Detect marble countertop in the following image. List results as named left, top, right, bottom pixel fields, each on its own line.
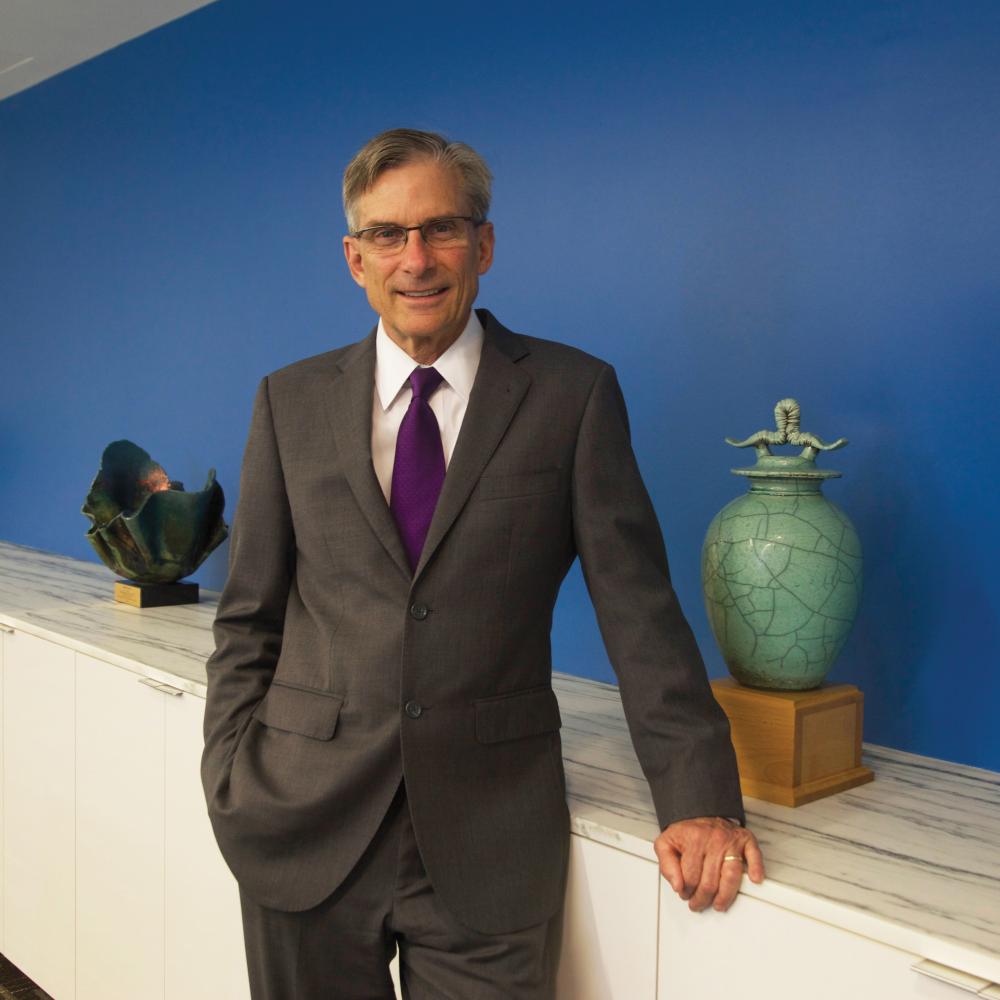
left=0, top=541, right=218, bottom=696
left=558, top=672, right=1000, bottom=985
left=2, top=541, right=999, bottom=984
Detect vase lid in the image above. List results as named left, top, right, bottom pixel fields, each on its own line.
left=731, top=454, right=842, bottom=480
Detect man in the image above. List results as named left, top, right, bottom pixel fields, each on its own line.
left=202, top=128, right=764, bottom=999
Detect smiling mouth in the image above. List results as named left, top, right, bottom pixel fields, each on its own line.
left=399, top=288, right=447, bottom=299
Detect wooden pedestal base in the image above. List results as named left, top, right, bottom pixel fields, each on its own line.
left=113, top=581, right=199, bottom=608
left=710, top=678, right=874, bottom=807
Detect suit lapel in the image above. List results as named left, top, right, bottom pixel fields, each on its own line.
left=413, top=312, right=532, bottom=582
left=323, top=331, right=412, bottom=582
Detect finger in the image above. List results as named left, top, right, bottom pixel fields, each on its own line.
left=744, top=837, right=766, bottom=884
left=656, top=841, right=685, bottom=895
left=686, top=851, right=723, bottom=912
left=679, top=842, right=707, bottom=901
left=712, top=856, right=745, bottom=911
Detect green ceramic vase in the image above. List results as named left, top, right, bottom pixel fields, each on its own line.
left=701, top=400, right=862, bottom=690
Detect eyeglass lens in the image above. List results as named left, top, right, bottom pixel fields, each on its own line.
left=363, top=218, right=472, bottom=251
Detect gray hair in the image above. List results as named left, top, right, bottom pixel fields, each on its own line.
left=342, top=128, right=493, bottom=233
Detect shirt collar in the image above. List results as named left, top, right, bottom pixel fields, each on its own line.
left=374, top=311, right=484, bottom=411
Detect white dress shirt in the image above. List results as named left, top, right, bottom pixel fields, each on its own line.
left=371, top=311, right=484, bottom=503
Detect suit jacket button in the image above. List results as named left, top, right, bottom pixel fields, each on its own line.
left=404, top=700, right=423, bottom=719
left=410, top=603, right=429, bottom=621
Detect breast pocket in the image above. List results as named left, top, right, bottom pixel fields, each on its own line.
left=477, top=469, right=560, bottom=501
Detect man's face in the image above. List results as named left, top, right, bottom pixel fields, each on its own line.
left=343, top=158, right=495, bottom=354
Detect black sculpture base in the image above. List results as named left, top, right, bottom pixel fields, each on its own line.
left=113, top=580, right=199, bottom=608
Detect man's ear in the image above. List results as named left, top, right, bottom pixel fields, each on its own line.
left=476, top=222, right=495, bottom=276
left=343, top=236, right=367, bottom=288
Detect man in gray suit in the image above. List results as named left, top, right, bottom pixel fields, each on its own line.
left=202, top=128, right=764, bottom=999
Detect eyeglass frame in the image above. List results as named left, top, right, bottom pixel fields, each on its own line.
left=349, top=215, right=486, bottom=252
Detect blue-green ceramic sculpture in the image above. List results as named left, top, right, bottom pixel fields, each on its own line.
left=82, top=440, right=228, bottom=584
left=701, top=400, right=862, bottom=690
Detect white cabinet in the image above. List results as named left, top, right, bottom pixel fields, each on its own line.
left=0, top=632, right=249, bottom=1000
left=2, top=629, right=76, bottom=1000
left=164, top=687, right=249, bottom=1000
left=658, top=884, right=976, bottom=999
left=75, top=652, right=250, bottom=1000
left=76, top=654, right=166, bottom=1000
left=557, top=834, right=659, bottom=1000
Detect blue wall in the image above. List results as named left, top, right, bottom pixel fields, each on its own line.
left=3, top=0, right=998, bottom=769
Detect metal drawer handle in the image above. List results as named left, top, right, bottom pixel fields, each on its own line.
left=911, top=959, right=992, bottom=994
left=138, top=676, right=184, bottom=697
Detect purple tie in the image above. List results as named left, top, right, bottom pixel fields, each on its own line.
left=390, top=367, right=446, bottom=573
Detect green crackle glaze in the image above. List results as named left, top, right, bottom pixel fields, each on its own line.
left=701, top=400, right=862, bottom=690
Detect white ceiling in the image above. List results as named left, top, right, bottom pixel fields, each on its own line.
left=0, top=0, right=219, bottom=103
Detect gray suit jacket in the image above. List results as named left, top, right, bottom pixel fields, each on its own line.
left=201, top=309, right=743, bottom=935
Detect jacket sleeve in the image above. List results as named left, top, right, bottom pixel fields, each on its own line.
left=570, top=363, right=745, bottom=829
left=201, top=376, right=295, bottom=809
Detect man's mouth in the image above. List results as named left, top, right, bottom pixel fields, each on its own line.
left=398, top=288, right=447, bottom=299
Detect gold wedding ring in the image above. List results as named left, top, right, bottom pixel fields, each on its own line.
left=723, top=855, right=743, bottom=863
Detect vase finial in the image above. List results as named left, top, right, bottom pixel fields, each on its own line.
left=725, top=398, right=848, bottom=460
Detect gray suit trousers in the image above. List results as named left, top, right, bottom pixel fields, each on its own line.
left=238, top=777, right=564, bottom=1000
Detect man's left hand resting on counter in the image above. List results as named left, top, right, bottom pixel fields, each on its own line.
left=656, top=816, right=766, bottom=911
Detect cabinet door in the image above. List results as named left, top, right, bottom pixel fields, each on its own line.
left=3, top=629, right=76, bottom=1000
left=658, top=884, right=977, bottom=999
left=164, top=689, right=250, bottom=1000
left=76, top=654, right=165, bottom=1000
left=556, top=835, right=659, bottom=1000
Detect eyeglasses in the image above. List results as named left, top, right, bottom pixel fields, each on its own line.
left=351, top=216, right=484, bottom=253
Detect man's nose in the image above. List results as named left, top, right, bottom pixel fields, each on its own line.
left=398, top=228, right=435, bottom=271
